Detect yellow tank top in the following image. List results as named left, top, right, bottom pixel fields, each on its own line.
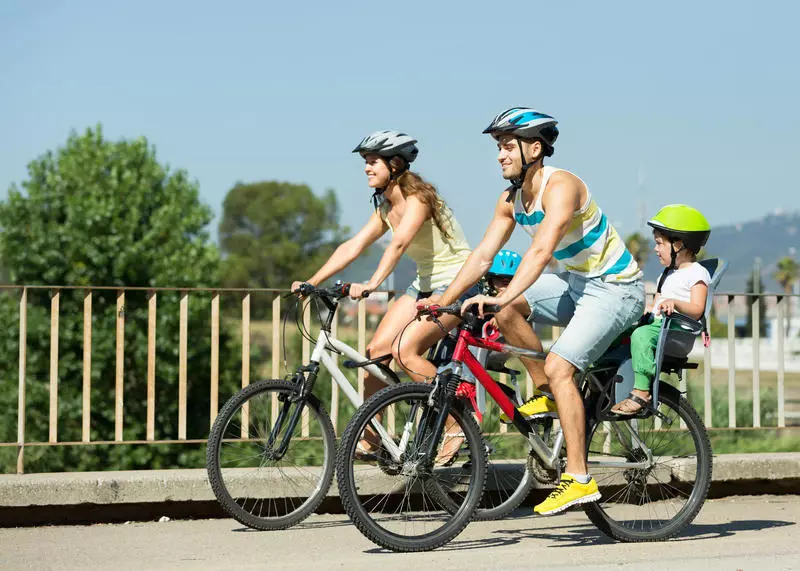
left=379, top=200, right=471, bottom=291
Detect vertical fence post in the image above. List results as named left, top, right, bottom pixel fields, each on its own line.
left=302, top=300, right=311, bottom=436
left=752, top=295, right=761, bottom=428
left=210, top=292, right=220, bottom=429
left=776, top=295, right=786, bottom=428
left=82, top=290, right=92, bottom=443
left=727, top=295, right=736, bottom=428
left=178, top=291, right=188, bottom=440
left=49, top=290, right=60, bottom=443
left=241, top=293, right=250, bottom=438
left=358, top=299, right=366, bottom=398
left=271, top=296, right=280, bottom=427
left=115, top=290, right=125, bottom=441
left=17, top=287, right=27, bottom=474
left=147, top=291, right=157, bottom=441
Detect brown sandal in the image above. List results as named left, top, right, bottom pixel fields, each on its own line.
left=611, top=393, right=652, bottom=416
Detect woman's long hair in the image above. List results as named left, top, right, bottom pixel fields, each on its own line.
left=387, top=156, right=452, bottom=240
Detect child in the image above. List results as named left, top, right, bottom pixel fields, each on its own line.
left=611, top=205, right=712, bottom=415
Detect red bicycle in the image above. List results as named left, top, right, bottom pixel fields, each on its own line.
left=335, top=302, right=712, bottom=552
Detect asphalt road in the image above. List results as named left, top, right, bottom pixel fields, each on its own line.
left=1, top=495, right=798, bottom=570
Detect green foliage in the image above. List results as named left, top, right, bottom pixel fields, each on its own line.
left=219, top=181, right=348, bottom=291
left=624, top=232, right=650, bottom=267
left=0, top=126, right=241, bottom=473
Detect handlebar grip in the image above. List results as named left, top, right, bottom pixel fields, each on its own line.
left=482, top=304, right=501, bottom=315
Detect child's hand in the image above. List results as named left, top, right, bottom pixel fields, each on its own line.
left=656, top=299, right=676, bottom=316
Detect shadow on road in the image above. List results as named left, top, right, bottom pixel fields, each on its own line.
left=363, top=516, right=797, bottom=553
left=675, top=518, right=795, bottom=541
left=231, top=515, right=353, bottom=533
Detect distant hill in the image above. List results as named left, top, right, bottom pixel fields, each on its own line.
left=639, top=211, right=800, bottom=293
left=329, top=211, right=800, bottom=295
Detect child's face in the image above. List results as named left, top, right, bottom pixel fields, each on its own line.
left=653, top=232, right=686, bottom=266
left=489, top=275, right=513, bottom=293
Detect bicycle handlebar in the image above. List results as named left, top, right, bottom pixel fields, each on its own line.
left=415, top=302, right=501, bottom=319
left=292, top=282, right=370, bottom=300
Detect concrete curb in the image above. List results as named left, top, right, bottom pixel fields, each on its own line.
left=1, top=453, right=798, bottom=526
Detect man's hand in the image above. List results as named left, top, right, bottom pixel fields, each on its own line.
left=461, top=294, right=504, bottom=318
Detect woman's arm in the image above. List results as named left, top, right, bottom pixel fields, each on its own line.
left=361, top=196, right=428, bottom=290
left=301, top=211, right=387, bottom=287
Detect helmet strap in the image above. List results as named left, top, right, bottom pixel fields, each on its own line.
left=655, top=242, right=682, bottom=293
left=371, top=157, right=408, bottom=210
left=505, top=138, right=538, bottom=202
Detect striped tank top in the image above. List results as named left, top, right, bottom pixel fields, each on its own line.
left=514, top=166, right=641, bottom=282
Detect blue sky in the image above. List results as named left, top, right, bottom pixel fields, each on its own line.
left=1, top=0, right=798, bottom=254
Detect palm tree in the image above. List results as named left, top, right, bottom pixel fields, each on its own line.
left=773, top=256, right=799, bottom=336
left=625, top=232, right=650, bottom=267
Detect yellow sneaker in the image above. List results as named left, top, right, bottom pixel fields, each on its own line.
left=534, top=474, right=601, bottom=515
left=499, top=393, right=558, bottom=423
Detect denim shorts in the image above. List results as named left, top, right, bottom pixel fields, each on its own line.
left=524, top=272, right=645, bottom=371
left=405, top=283, right=481, bottom=302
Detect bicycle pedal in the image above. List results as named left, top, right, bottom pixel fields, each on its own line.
left=525, top=412, right=559, bottom=421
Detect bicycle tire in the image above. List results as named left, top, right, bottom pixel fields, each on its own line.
left=207, top=379, right=336, bottom=530
left=336, top=382, right=487, bottom=552
left=583, top=383, right=712, bottom=541
left=427, top=424, right=535, bottom=520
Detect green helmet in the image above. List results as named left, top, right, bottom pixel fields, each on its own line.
left=647, top=204, right=711, bottom=253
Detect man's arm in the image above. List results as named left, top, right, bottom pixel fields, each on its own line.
left=493, top=177, right=582, bottom=307
left=437, top=191, right=517, bottom=305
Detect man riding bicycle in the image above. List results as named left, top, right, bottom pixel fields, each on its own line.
left=430, top=107, right=645, bottom=515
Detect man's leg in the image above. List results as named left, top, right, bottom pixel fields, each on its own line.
left=494, top=296, right=549, bottom=389
left=543, top=353, right=586, bottom=474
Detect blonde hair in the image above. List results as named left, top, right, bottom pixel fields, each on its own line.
left=388, top=156, right=452, bottom=240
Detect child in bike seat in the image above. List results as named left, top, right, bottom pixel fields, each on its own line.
left=611, top=205, right=711, bottom=416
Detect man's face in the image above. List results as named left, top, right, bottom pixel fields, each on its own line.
left=495, top=135, right=540, bottom=180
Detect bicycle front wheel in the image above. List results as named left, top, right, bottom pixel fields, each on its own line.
left=336, top=382, right=487, bottom=552
left=206, top=379, right=336, bottom=530
left=584, top=383, right=712, bottom=541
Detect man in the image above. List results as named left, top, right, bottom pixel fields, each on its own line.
left=431, top=107, right=645, bottom=515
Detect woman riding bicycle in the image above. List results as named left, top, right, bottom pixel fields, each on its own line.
left=290, top=130, right=475, bottom=435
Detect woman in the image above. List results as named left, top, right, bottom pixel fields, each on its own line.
left=291, top=130, right=474, bottom=452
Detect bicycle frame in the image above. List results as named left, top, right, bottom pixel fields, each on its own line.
left=449, top=328, right=653, bottom=471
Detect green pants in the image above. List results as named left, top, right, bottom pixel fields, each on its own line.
left=630, top=320, right=663, bottom=391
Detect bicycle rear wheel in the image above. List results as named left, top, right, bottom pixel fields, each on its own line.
left=336, top=382, right=486, bottom=552
left=584, top=383, right=712, bottom=541
left=206, top=379, right=336, bottom=530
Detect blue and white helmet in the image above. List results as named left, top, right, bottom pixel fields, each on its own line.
left=352, top=130, right=419, bottom=164
left=483, top=107, right=559, bottom=149
left=487, top=249, right=522, bottom=278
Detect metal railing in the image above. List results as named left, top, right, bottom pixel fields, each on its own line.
left=1, top=285, right=797, bottom=474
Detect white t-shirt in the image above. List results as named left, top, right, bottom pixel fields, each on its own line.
left=654, top=262, right=711, bottom=315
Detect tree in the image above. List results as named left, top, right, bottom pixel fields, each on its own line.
left=744, top=273, right=768, bottom=338
left=773, top=256, right=799, bottom=337
left=0, top=125, right=238, bottom=473
left=219, top=181, right=348, bottom=290
left=625, top=232, right=650, bottom=267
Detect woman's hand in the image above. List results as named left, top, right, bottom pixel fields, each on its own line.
left=348, top=282, right=373, bottom=300
left=291, top=280, right=313, bottom=297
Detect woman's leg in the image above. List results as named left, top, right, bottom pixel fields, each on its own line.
left=363, top=293, right=419, bottom=399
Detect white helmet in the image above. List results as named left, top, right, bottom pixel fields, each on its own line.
left=483, top=107, right=559, bottom=151
left=352, top=130, right=419, bottom=164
